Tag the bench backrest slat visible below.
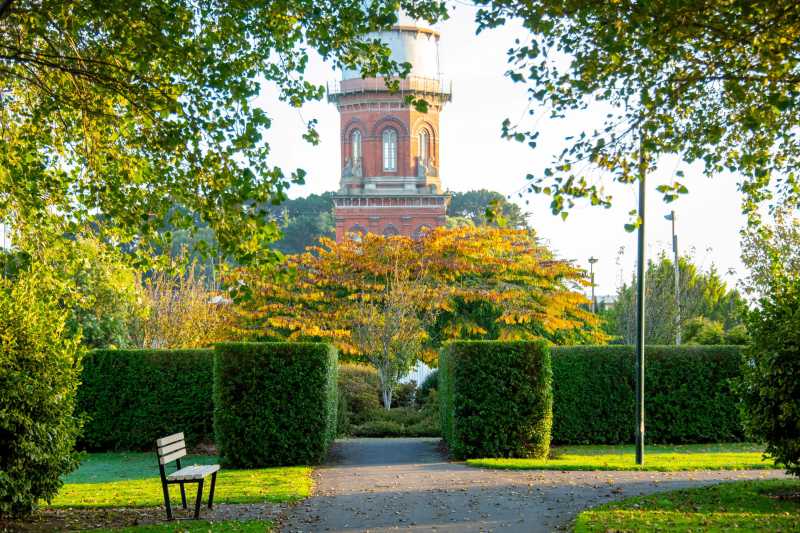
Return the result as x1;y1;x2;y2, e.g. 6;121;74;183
156;432;184;448
159;447;187;465
156;432;186;465
157;440;185;456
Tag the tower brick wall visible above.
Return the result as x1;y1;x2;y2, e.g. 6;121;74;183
328;23;451;241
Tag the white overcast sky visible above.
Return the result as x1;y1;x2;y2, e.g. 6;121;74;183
257;4;746;299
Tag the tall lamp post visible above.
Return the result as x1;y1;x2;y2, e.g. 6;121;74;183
635;118;648;466
588;256;599;313
664;211;680;344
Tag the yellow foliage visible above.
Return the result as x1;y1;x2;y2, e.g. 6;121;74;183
230;226;607;353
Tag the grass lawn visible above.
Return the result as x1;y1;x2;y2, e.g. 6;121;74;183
574;479;800;532
467;443;776;471
51;453;312;508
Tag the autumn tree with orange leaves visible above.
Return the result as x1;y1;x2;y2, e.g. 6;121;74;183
232;226;604;408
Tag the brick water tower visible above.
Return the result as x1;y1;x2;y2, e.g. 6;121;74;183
327;14;452;241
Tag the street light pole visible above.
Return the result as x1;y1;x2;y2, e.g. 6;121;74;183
635;122;647;466
589;256;598;313
665;211;680;345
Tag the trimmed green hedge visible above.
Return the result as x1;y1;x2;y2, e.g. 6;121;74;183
77;349;213;451
551;345;744;444
440;340;553;460
213;342;338;467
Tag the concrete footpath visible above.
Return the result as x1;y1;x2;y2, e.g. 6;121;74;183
279;438;786;532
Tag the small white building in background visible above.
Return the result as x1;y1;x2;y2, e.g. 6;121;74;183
402;360;435;385
597;295;617;310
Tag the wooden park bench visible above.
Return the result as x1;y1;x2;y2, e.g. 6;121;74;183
156;432;220;520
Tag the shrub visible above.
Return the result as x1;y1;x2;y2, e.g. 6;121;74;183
391;381;417;408
214;342;338;467
551;345;744;444
129;267;234;349
683;317;726;345
350;406;440;437
417;369;439;406
0;275;82;517
77;349;213;451
724;324;749;345
738;278;800;476
352;419;407;437
337;391;350;437
440;340;553;460
338;363;381;426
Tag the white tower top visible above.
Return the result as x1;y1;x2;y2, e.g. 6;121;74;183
342;11;441;81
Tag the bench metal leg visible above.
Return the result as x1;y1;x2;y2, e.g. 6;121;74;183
208;472;217;509
194;479;204;519
161;481;173;520
180;482;187;509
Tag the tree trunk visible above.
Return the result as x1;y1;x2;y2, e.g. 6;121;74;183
382;388;393;411
377;365;393;410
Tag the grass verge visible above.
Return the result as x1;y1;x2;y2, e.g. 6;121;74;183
466;443;775;471
52;453;312;508
574;479;800;532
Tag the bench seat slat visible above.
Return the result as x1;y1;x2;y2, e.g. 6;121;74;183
156;432;184;447
159;447;187;465
167;464;220;481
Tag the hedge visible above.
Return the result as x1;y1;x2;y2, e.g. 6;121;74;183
550;345;744;444
440;340;553;460
77;349;213;451
213;342;338;467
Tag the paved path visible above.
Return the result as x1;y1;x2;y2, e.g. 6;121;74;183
280;438;787;533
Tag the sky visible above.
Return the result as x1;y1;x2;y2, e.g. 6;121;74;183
257;4;748;299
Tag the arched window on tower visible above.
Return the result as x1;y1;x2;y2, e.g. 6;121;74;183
418;129;429;164
351;130;362;162
412;224;432;240
382;128;397;171
347;224;367;243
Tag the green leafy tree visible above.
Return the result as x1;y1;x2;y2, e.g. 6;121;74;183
0;1;446;264
0;269;82;517
737;276;800;477
724;324;750;345
475;1;800;223
741;207;800;297
269;193;336;255
444;216;476;229
682;317;726;345
1;235;143;349
1;2;448;516
447;190;529;228
259;190;527;254
608;253;745;344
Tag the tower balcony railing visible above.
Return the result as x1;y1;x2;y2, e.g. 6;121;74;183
327;76;452;103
